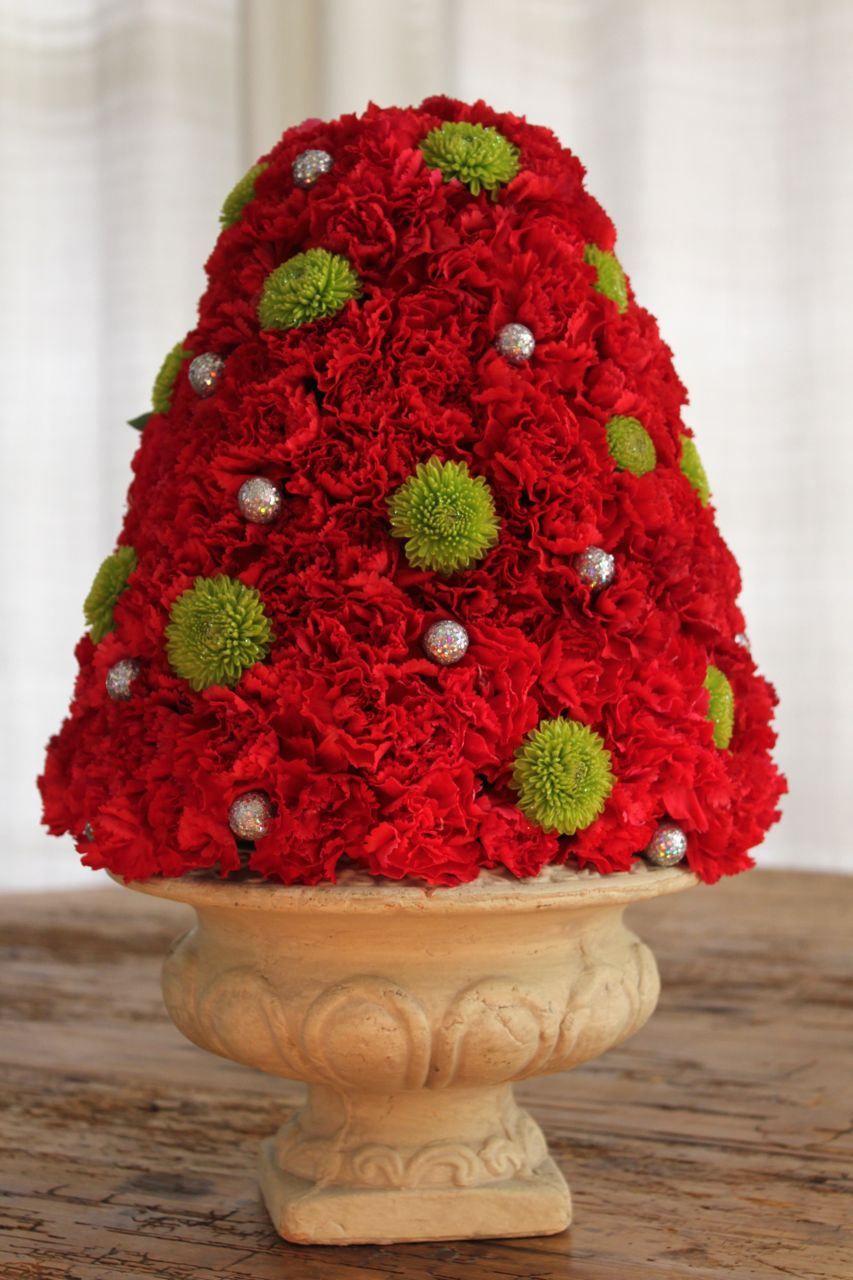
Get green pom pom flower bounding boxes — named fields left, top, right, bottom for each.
left=512, top=717, right=614, bottom=836
left=606, top=415, right=657, bottom=477
left=257, top=249, right=360, bottom=331
left=166, top=576, right=274, bottom=691
left=584, top=244, right=628, bottom=313
left=420, top=121, right=520, bottom=197
left=220, top=162, right=268, bottom=230
left=152, top=343, right=193, bottom=415
left=705, top=664, right=735, bottom=749
left=389, top=457, right=500, bottom=574
left=680, top=434, right=711, bottom=507
left=84, top=546, right=137, bottom=643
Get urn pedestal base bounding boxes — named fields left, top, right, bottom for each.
left=257, top=1081, right=569, bottom=1245
left=127, top=862, right=696, bottom=1246
left=257, top=1147, right=569, bottom=1246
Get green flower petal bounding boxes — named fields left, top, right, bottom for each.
left=258, top=249, right=360, bottom=330
left=584, top=244, right=628, bottom=313
left=705, top=664, right=734, bottom=749
left=152, top=343, right=193, bottom=415
left=606, top=415, right=657, bottom=477
left=420, top=121, right=519, bottom=197
left=84, top=546, right=137, bottom=643
left=680, top=434, right=711, bottom=507
left=220, top=162, right=268, bottom=230
left=389, top=457, right=499, bottom=574
left=512, top=717, right=614, bottom=835
left=166, top=575, right=274, bottom=691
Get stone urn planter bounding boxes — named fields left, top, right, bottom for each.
left=128, top=862, right=695, bottom=1245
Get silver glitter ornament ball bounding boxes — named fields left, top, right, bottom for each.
left=293, top=149, right=333, bottom=188
left=423, top=619, right=469, bottom=666
left=495, top=323, right=535, bottom=364
left=188, top=352, right=225, bottom=397
left=228, top=791, right=273, bottom=841
left=575, top=545, right=616, bottom=592
left=644, top=823, right=688, bottom=867
left=105, top=658, right=141, bottom=701
left=238, top=477, right=282, bottom=524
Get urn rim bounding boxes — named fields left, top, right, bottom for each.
left=115, top=861, right=697, bottom=915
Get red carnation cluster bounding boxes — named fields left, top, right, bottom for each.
left=39, top=96, right=785, bottom=886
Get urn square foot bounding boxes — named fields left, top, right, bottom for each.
left=258, top=1136, right=571, bottom=1245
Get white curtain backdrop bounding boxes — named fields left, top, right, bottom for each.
left=0, top=0, right=242, bottom=888
left=2, top=0, right=850, bottom=889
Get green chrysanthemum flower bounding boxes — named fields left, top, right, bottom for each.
left=584, top=244, right=628, bottom=313
left=389, top=457, right=500, bottom=574
left=152, top=342, right=193, bottom=415
left=257, top=249, right=360, bottom=331
left=166, top=576, right=274, bottom=691
left=606, top=415, right=657, bottom=477
left=420, top=121, right=520, bottom=197
left=220, top=161, right=268, bottom=230
left=705, top=664, right=735, bottom=749
left=84, top=546, right=137, bottom=643
left=680, top=434, right=711, bottom=507
left=512, top=717, right=614, bottom=836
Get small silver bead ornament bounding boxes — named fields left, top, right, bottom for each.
left=228, top=791, right=273, bottom=841
left=106, top=658, right=141, bottom=701
left=237, top=477, right=282, bottom=524
left=423, top=620, right=469, bottom=666
left=293, top=149, right=334, bottom=188
left=188, top=352, right=225, bottom=397
left=644, top=823, right=688, bottom=867
left=575, top=545, right=615, bottom=591
left=495, top=323, right=535, bottom=364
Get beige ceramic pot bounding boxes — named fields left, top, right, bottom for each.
left=128, top=862, right=695, bottom=1245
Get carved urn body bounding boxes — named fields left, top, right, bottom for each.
left=130, top=863, right=695, bottom=1245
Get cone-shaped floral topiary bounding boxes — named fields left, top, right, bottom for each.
left=40, top=97, right=784, bottom=887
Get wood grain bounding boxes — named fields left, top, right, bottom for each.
left=0, top=870, right=850, bottom=1279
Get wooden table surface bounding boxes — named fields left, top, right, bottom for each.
left=0, top=869, right=850, bottom=1280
